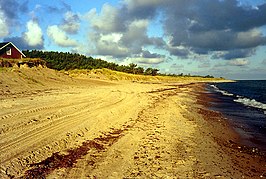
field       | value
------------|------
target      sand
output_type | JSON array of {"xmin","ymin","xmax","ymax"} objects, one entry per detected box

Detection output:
[{"xmin": 0, "ymin": 68, "xmax": 265, "ymax": 178}]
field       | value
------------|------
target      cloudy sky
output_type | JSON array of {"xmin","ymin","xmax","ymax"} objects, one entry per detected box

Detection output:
[{"xmin": 1, "ymin": 0, "xmax": 266, "ymax": 79}]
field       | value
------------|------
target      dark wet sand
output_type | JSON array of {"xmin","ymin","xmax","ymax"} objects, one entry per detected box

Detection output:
[{"xmin": 195, "ymin": 83, "xmax": 266, "ymax": 178}]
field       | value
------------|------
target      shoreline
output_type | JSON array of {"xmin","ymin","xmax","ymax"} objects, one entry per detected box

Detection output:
[
  {"xmin": 194, "ymin": 83, "xmax": 266, "ymax": 178},
  {"xmin": 1, "ymin": 68, "xmax": 265, "ymax": 178}
]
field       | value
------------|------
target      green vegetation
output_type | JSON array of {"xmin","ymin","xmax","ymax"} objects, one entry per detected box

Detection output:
[
  {"xmin": 159, "ymin": 73, "xmax": 216, "ymax": 79},
  {"xmin": 23, "ymin": 50, "xmax": 161, "ymax": 76},
  {"xmin": 23, "ymin": 50, "xmax": 215, "ymax": 78}
]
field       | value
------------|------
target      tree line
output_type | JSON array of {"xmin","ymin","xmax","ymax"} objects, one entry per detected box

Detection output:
[
  {"xmin": 23, "ymin": 50, "xmax": 214, "ymax": 78},
  {"xmin": 23, "ymin": 50, "xmax": 160, "ymax": 76}
]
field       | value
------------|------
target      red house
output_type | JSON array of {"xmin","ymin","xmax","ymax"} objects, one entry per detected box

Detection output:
[{"xmin": 0, "ymin": 42, "xmax": 26, "ymax": 59}]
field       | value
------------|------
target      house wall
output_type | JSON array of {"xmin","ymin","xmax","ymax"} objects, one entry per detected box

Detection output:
[{"xmin": 0, "ymin": 44, "xmax": 23, "ymax": 59}]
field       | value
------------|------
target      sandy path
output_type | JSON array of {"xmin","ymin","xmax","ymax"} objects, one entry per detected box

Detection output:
[{"xmin": 0, "ymin": 77, "xmax": 265, "ymax": 178}]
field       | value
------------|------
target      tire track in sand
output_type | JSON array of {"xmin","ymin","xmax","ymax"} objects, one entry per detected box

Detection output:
[
  {"xmin": 33, "ymin": 86, "xmax": 182, "ymax": 178},
  {"xmin": 0, "ymin": 91, "xmax": 127, "ymax": 165},
  {"xmin": 0, "ymin": 97, "xmax": 103, "ymax": 136},
  {"xmin": 19, "ymin": 92, "xmax": 138, "ymax": 178}
]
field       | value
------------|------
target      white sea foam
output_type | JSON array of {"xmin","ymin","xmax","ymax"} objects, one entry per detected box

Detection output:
[
  {"xmin": 210, "ymin": 85, "xmax": 234, "ymax": 96},
  {"xmin": 210, "ymin": 84, "xmax": 266, "ymax": 111},
  {"xmin": 234, "ymin": 97, "xmax": 266, "ymax": 110},
  {"xmin": 220, "ymin": 90, "xmax": 234, "ymax": 96},
  {"xmin": 210, "ymin": 84, "xmax": 218, "ymax": 90}
]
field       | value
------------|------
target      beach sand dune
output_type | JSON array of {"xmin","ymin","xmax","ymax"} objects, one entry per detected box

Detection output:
[{"xmin": 0, "ymin": 68, "xmax": 265, "ymax": 178}]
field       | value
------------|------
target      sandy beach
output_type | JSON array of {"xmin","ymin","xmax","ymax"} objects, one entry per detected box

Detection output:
[{"xmin": 0, "ymin": 68, "xmax": 265, "ymax": 178}]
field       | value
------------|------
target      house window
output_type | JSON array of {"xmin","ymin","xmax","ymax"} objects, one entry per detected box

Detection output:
[{"xmin": 6, "ymin": 47, "xmax": 11, "ymax": 55}]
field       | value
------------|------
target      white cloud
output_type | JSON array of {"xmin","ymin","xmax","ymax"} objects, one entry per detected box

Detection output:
[
  {"xmin": 84, "ymin": 3, "xmax": 165, "ymax": 59},
  {"xmin": 126, "ymin": 57, "xmax": 164, "ymax": 64},
  {"xmin": 86, "ymin": 4, "xmax": 121, "ymax": 33},
  {"xmin": 227, "ymin": 59, "xmax": 249, "ymax": 66},
  {"xmin": 0, "ymin": 11, "xmax": 8, "ymax": 37},
  {"xmin": 121, "ymin": 19, "xmax": 150, "ymax": 53},
  {"xmin": 100, "ymin": 33, "xmax": 122, "ymax": 43},
  {"xmin": 80, "ymin": 0, "xmax": 266, "ymax": 70},
  {"xmin": 61, "ymin": 11, "xmax": 80, "ymax": 34},
  {"xmin": 47, "ymin": 25, "xmax": 78, "ymax": 47},
  {"xmin": 92, "ymin": 32, "xmax": 129, "ymax": 57},
  {"xmin": 235, "ymin": 28, "xmax": 266, "ymax": 48},
  {"xmin": 87, "ymin": 18, "xmax": 152, "ymax": 57},
  {"xmin": 123, "ymin": 19, "xmax": 149, "ymax": 43},
  {"xmin": 124, "ymin": 0, "xmax": 167, "ymax": 10},
  {"xmin": 24, "ymin": 20, "xmax": 43, "ymax": 47}
]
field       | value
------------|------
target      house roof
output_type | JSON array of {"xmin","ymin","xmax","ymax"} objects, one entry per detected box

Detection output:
[
  {"xmin": 0, "ymin": 42, "xmax": 26, "ymax": 57},
  {"xmin": 0, "ymin": 42, "xmax": 9, "ymax": 49}
]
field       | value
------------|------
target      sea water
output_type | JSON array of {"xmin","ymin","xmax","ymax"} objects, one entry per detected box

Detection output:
[{"xmin": 207, "ymin": 80, "xmax": 266, "ymax": 153}]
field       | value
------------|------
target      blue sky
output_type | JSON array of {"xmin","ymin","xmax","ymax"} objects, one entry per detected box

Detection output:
[{"xmin": 1, "ymin": 0, "xmax": 266, "ymax": 79}]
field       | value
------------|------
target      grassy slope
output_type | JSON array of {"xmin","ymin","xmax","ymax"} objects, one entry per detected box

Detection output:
[
  {"xmin": 1, "ymin": 58, "xmax": 231, "ymax": 83},
  {"xmin": 0, "ymin": 66, "xmax": 232, "ymax": 99},
  {"xmin": 66, "ymin": 68, "xmax": 231, "ymax": 83}
]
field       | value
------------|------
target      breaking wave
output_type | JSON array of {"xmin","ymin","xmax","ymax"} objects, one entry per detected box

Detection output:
[
  {"xmin": 210, "ymin": 85, "xmax": 234, "ymax": 97},
  {"xmin": 234, "ymin": 97, "xmax": 266, "ymax": 111},
  {"xmin": 210, "ymin": 84, "xmax": 266, "ymax": 111}
]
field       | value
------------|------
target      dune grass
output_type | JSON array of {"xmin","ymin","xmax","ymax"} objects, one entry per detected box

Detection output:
[{"xmin": 67, "ymin": 68, "xmax": 228, "ymax": 83}]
